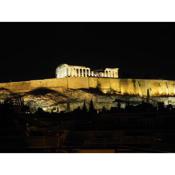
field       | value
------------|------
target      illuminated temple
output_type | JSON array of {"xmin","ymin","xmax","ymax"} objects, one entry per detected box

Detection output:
[
  {"xmin": 56, "ymin": 64, "xmax": 119, "ymax": 78},
  {"xmin": 1, "ymin": 63, "xmax": 175, "ymax": 113}
]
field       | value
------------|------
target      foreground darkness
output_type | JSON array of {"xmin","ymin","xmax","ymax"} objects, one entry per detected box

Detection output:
[{"xmin": 1, "ymin": 100, "xmax": 175, "ymax": 153}]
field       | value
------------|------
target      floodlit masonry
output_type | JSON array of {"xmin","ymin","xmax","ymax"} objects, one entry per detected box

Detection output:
[
  {"xmin": 56, "ymin": 64, "xmax": 119, "ymax": 78},
  {"xmin": 1, "ymin": 77, "xmax": 175, "ymax": 97},
  {"xmin": 1, "ymin": 64, "xmax": 175, "ymax": 98}
]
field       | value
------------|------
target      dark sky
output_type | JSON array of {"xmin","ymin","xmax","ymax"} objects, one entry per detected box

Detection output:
[{"xmin": 0, "ymin": 22, "xmax": 175, "ymax": 82}]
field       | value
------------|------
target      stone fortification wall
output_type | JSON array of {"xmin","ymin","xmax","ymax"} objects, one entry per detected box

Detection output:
[
  {"xmin": 0, "ymin": 77, "xmax": 175, "ymax": 97},
  {"xmin": 0, "ymin": 78, "xmax": 68, "ymax": 93}
]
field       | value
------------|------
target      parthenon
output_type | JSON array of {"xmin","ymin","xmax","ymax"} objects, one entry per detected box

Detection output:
[{"xmin": 56, "ymin": 64, "xmax": 119, "ymax": 78}]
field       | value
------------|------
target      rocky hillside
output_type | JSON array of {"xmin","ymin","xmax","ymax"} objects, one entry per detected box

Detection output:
[
  {"xmin": 22, "ymin": 88, "xmax": 119, "ymax": 112},
  {"xmin": 1, "ymin": 87, "xmax": 175, "ymax": 113}
]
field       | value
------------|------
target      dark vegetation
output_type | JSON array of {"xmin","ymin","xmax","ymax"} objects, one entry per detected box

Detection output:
[{"xmin": 0, "ymin": 96, "xmax": 175, "ymax": 153}]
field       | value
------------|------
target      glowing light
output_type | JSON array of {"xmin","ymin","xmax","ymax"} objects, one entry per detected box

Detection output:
[{"xmin": 56, "ymin": 64, "xmax": 119, "ymax": 78}]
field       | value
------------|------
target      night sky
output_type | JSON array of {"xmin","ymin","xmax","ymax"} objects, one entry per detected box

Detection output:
[{"xmin": 0, "ymin": 22, "xmax": 175, "ymax": 82}]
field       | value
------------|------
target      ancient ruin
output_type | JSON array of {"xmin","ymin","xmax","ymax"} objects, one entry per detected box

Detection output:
[
  {"xmin": 56, "ymin": 64, "xmax": 119, "ymax": 78},
  {"xmin": 1, "ymin": 63, "xmax": 175, "ymax": 113}
]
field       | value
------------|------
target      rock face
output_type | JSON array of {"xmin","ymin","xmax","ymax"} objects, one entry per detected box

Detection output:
[
  {"xmin": 1, "ymin": 77, "xmax": 175, "ymax": 113},
  {"xmin": 0, "ymin": 88, "xmax": 20, "ymax": 103},
  {"xmin": 1, "ymin": 86, "xmax": 175, "ymax": 113},
  {"xmin": 22, "ymin": 88, "xmax": 117, "ymax": 113},
  {"xmin": 0, "ymin": 77, "xmax": 175, "ymax": 97}
]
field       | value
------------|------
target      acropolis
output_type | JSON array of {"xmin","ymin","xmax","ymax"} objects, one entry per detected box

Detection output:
[
  {"xmin": 1, "ymin": 63, "xmax": 175, "ymax": 106},
  {"xmin": 56, "ymin": 64, "xmax": 119, "ymax": 78}
]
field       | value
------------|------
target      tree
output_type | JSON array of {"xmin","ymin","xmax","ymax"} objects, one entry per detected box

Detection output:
[
  {"xmin": 82, "ymin": 100, "xmax": 88, "ymax": 113},
  {"xmin": 89, "ymin": 100, "xmax": 96, "ymax": 114}
]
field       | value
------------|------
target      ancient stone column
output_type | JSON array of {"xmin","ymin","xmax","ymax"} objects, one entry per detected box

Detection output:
[
  {"xmin": 81, "ymin": 69, "xmax": 83, "ymax": 77},
  {"xmin": 104, "ymin": 71, "xmax": 106, "ymax": 77},
  {"xmin": 113, "ymin": 71, "xmax": 115, "ymax": 78},
  {"xmin": 73, "ymin": 68, "xmax": 76, "ymax": 77},
  {"xmin": 114, "ymin": 71, "xmax": 117, "ymax": 77},
  {"xmin": 72, "ymin": 68, "xmax": 74, "ymax": 77},
  {"xmin": 84, "ymin": 69, "xmax": 87, "ymax": 77},
  {"xmin": 86, "ymin": 69, "xmax": 89, "ymax": 77},
  {"xmin": 110, "ymin": 71, "xmax": 112, "ymax": 78},
  {"xmin": 86, "ymin": 69, "xmax": 88, "ymax": 77},
  {"xmin": 111, "ymin": 70, "xmax": 114, "ymax": 78},
  {"xmin": 79, "ymin": 69, "xmax": 81, "ymax": 77},
  {"xmin": 87, "ymin": 68, "xmax": 90, "ymax": 76},
  {"xmin": 114, "ymin": 71, "xmax": 116, "ymax": 78},
  {"xmin": 106, "ymin": 70, "xmax": 108, "ymax": 77},
  {"xmin": 83, "ymin": 69, "xmax": 85, "ymax": 77},
  {"xmin": 109, "ymin": 71, "xmax": 111, "ymax": 77},
  {"xmin": 114, "ymin": 71, "xmax": 117, "ymax": 78},
  {"xmin": 70, "ymin": 68, "xmax": 73, "ymax": 77},
  {"xmin": 66, "ymin": 68, "xmax": 68, "ymax": 77},
  {"xmin": 84, "ymin": 69, "xmax": 86, "ymax": 77},
  {"xmin": 67, "ymin": 67, "xmax": 71, "ymax": 76},
  {"xmin": 74, "ymin": 68, "xmax": 76, "ymax": 77},
  {"xmin": 81, "ymin": 68, "xmax": 84, "ymax": 77},
  {"xmin": 76, "ymin": 68, "xmax": 78, "ymax": 77},
  {"xmin": 77, "ymin": 68, "xmax": 80, "ymax": 77}
]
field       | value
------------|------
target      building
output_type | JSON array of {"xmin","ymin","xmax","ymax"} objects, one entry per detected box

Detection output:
[{"xmin": 56, "ymin": 64, "xmax": 119, "ymax": 78}]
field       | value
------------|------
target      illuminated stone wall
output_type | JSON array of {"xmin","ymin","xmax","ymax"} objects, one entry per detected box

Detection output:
[
  {"xmin": 0, "ymin": 77, "xmax": 175, "ymax": 97},
  {"xmin": 0, "ymin": 78, "xmax": 68, "ymax": 93}
]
